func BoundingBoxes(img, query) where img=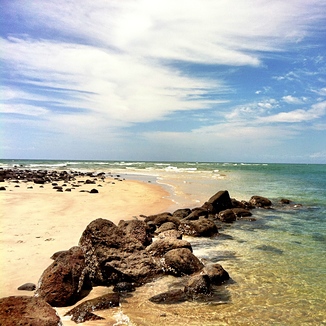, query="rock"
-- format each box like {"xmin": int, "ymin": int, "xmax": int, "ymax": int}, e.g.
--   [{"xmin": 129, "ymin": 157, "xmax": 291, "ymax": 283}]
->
[
  {"xmin": 218, "ymin": 209, "xmax": 237, "ymax": 223},
  {"xmin": 203, "ymin": 263, "xmax": 230, "ymax": 285},
  {"xmin": 179, "ymin": 217, "xmax": 218, "ymax": 237},
  {"xmin": 144, "ymin": 212, "xmax": 172, "ymax": 225},
  {"xmin": 232, "ymin": 208, "xmax": 252, "ymax": 218},
  {"xmin": 118, "ymin": 219, "xmax": 152, "ymax": 246},
  {"xmin": 35, "ymin": 246, "xmax": 90, "ymax": 307},
  {"xmin": 146, "ymin": 238, "xmax": 192, "ymax": 257},
  {"xmin": 207, "ymin": 190, "xmax": 233, "ymax": 213},
  {"xmin": 182, "ymin": 207, "xmax": 208, "ymax": 221},
  {"xmin": 17, "ymin": 283, "xmax": 36, "ymax": 291},
  {"xmin": 65, "ymin": 293, "xmax": 119, "ymax": 323},
  {"xmin": 149, "ymin": 289, "xmax": 187, "ymax": 304},
  {"xmin": 157, "ymin": 230, "xmax": 182, "ymax": 240},
  {"xmin": 172, "ymin": 208, "xmax": 191, "ymax": 219},
  {"xmin": 90, "ymin": 188, "xmax": 99, "ymax": 193},
  {"xmin": 113, "ymin": 282, "xmax": 135, "ymax": 293},
  {"xmin": 249, "ymin": 195, "xmax": 272, "ymax": 208},
  {"xmin": 33, "ymin": 178, "xmax": 45, "ymax": 184},
  {"xmin": 0, "ymin": 296, "xmax": 62, "ymax": 326},
  {"xmin": 163, "ymin": 248, "xmax": 204, "ymax": 276},
  {"xmin": 184, "ymin": 274, "xmax": 212, "ymax": 297},
  {"xmin": 280, "ymin": 198, "xmax": 291, "ymax": 204},
  {"xmin": 0, "ymin": 186, "xmax": 6, "ymax": 191},
  {"xmin": 79, "ymin": 218, "xmax": 161, "ymax": 286},
  {"xmin": 155, "ymin": 222, "xmax": 177, "ymax": 234}
]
